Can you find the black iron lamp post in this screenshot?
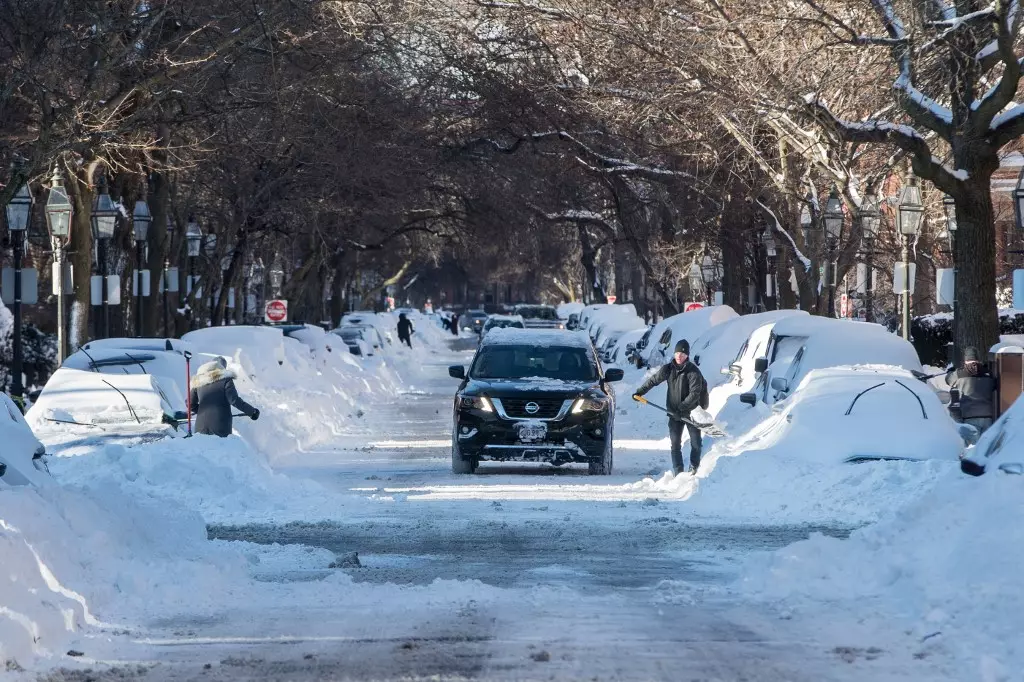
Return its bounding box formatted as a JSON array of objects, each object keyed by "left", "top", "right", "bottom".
[
  {"left": 162, "top": 215, "right": 176, "bottom": 335},
  {"left": 269, "top": 258, "right": 284, "bottom": 299},
  {"left": 132, "top": 190, "right": 152, "bottom": 337},
  {"left": 761, "top": 226, "right": 778, "bottom": 310},
  {"left": 45, "top": 169, "right": 73, "bottom": 363},
  {"left": 861, "top": 189, "right": 881, "bottom": 322},
  {"left": 823, "top": 187, "right": 844, "bottom": 318},
  {"left": 185, "top": 216, "right": 202, "bottom": 330},
  {"left": 5, "top": 173, "right": 31, "bottom": 399},
  {"left": 91, "top": 175, "right": 118, "bottom": 339},
  {"left": 943, "top": 193, "right": 958, "bottom": 363},
  {"left": 897, "top": 177, "right": 924, "bottom": 341}
]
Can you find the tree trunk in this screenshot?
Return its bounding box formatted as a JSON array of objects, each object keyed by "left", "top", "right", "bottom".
[
  {"left": 66, "top": 165, "right": 95, "bottom": 350},
  {"left": 954, "top": 180, "right": 1001, "bottom": 361}
]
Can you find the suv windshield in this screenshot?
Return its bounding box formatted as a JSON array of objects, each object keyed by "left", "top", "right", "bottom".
[
  {"left": 471, "top": 345, "right": 597, "bottom": 381},
  {"left": 515, "top": 306, "right": 558, "bottom": 320}
]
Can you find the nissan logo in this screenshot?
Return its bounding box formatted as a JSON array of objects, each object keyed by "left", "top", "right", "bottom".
[{"left": 525, "top": 402, "right": 540, "bottom": 414}]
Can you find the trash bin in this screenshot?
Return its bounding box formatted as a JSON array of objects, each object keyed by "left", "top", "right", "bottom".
[{"left": 991, "top": 344, "right": 1024, "bottom": 418}]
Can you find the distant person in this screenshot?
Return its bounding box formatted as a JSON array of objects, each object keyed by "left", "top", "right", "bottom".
[
  {"left": 450, "top": 313, "right": 460, "bottom": 336},
  {"left": 633, "top": 339, "right": 707, "bottom": 475},
  {"left": 397, "top": 312, "right": 415, "bottom": 348},
  {"left": 947, "top": 346, "right": 996, "bottom": 434},
  {"left": 191, "top": 358, "right": 260, "bottom": 437}
]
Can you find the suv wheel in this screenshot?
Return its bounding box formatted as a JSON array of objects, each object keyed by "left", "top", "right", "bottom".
[
  {"left": 451, "top": 434, "right": 477, "bottom": 474},
  {"left": 589, "top": 429, "right": 614, "bottom": 475}
]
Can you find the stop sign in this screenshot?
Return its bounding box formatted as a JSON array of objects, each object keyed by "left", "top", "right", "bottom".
[
  {"left": 684, "top": 301, "right": 704, "bottom": 312},
  {"left": 606, "top": 295, "right": 617, "bottom": 304},
  {"left": 265, "top": 299, "right": 288, "bottom": 323}
]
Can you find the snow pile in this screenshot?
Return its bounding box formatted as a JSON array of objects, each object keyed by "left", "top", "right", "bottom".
[
  {"left": 180, "top": 325, "right": 404, "bottom": 459},
  {"left": 738, "top": 471, "right": 1023, "bottom": 680},
  {"left": 48, "top": 436, "right": 334, "bottom": 524},
  {"left": 0, "top": 483, "right": 250, "bottom": 669}
]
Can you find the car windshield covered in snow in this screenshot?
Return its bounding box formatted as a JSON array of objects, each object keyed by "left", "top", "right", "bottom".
[
  {"left": 470, "top": 344, "right": 598, "bottom": 381},
  {"left": 514, "top": 305, "right": 558, "bottom": 321},
  {"left": 336, "top": 327, "right": 367, "bottom": 342}
]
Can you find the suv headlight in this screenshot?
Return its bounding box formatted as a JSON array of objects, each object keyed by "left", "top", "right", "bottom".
[
  {"left": 459, "top": 396, "right": 494, "bottom": 412},
  {"left": 572, "top": 397, "right": 608, "bottom": 414}
]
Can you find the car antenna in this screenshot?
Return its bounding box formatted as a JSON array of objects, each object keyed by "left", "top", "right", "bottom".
[{"left": 101, "top": 379, "right": 142, "bottom": 424}]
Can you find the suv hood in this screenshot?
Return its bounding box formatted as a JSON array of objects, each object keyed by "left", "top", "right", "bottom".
[{"left": 464, "top": 377, "right": 599, "bottom": 397}]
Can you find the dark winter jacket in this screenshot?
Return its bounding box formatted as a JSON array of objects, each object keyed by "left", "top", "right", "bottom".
[
  {"left": 636, "top": 360, "right": 704, "bottom": 419},
  {"left": 946, "top": 366, "right": 996, "bottom": 420},
  {"left": 190, "top": 361, "right": 259, "bottom": 437},
  {"left": 397, "top": 316, "right": 414, "bottom": 339}
]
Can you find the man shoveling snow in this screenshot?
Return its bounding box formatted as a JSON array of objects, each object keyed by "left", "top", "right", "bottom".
[{"left": 633, "top": 339, "right": 714, "bottom": 475}]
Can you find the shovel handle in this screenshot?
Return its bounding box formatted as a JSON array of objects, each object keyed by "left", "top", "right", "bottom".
[{"left": 633, "top": 394, "right": 648, "bottom": 404}]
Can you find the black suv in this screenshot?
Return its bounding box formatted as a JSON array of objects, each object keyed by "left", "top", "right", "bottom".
[{"left": 448, "top": 329, "right": 623, "bottom": 475}]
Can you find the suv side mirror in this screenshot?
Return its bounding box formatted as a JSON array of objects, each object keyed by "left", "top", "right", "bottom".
[
  {"left": 739, "top": 392, "right": 757, "bottom": 406},
  {"left": 604, "top": 368, "right": 624, "bottom": 382},
  {"left": 754, "top": 358, "right": 769, "bottom": 373},
  {"left": 770, "top": 377, "right": 789, "bottom": 392},
  {"left": 0, "top": 462, "right": 6, "bottom": 477},
  {"left": 449, "top": 365, "right": 466, "bottom": 379}
]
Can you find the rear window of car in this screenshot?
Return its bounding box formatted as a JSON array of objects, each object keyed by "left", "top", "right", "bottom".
[
  {"left": 515, "top": 306, "right": 558, "bottom": 320},
  {"left": 471, "top": 345, "right": 597, "bottom": 381}
]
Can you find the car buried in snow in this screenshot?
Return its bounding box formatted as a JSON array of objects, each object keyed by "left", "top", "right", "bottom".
[
  {"left": 448, "top": 328, "right": 623, "bottom": 475},
  {"left": 513, "top": 304, "right": 565, "bottom": 330},
  {"left": 0, "top": 393, "right": 50, "bottom": 487}
]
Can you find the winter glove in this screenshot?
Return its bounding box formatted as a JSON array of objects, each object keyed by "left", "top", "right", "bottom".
[{"left": 251, "top": 409, "right": 260, "bottom": 421}]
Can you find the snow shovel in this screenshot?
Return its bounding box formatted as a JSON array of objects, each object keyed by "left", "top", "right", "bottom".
[
  {"left": 184, "top": 351, "right": 194, "bottom": 437},
  {"left": 632, "top": 395, "right": 728, "bottom": 437}
]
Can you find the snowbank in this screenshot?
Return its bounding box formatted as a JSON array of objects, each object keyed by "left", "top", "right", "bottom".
[{"left": 738, "top": 471, "right": 1023, "bottom": 680}]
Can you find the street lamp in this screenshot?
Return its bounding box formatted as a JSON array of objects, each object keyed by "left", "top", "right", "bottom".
[
  {"left": 823, "top": 187, "right": 844, "bottom": 317},
  {"left": 700, "top": 254, "right": 721, "bottom": 304},
  {"left": 5, "top": 173, "right": 31, "bottom": 400},
  {"left": 162, "top": 215, "right": 176, "bottom": 334},
  {"left": 185, "top": 216, "right": 202, "bottom": 330},
  {"left": 250, "top": 258, "right": 265, "bottom": 323},
  {"left": 761, "top": 226, "right": 778, "bottom": 309},
  {"left": 132, "top": 189, "right": 152, "bottom": 338},
  {"left": 45, "top": 169, "right": 72, "bottom": 364},
  {"left": 91, "top": 174, "right": 118, "bottom": 339},
  {"left": 861, "top": 188, "right": 881, "bottom": 322},
  {"left": 1014, "top": 167, "right": 1024, "bottom": 231},
  {"left": 897, "top": 177, "right": 924, "bottom": 341},
  {"left": 943, "top": 193, "right": 958, "bottom": 364},
  {"left": 688, "top": 260, "right": 703, "bottom": 302}
]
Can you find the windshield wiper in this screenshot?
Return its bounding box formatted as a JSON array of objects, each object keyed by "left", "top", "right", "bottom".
[
  {"left": 845, "top": 382, "right": 885, "bottom": 416},
  {"left": 894, "top": 379, "right": 928, "bottom": 419}
]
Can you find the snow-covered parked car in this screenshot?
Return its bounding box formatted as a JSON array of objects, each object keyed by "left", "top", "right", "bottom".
[
  {"left": 27, "top": 368, "right": 184, "bottom": 431},
  {"left": 339, "top": 312, "right": 395, "bottom": 346},
  {"left": 0, "top": 393, "right": 50, "bottom": 487},
  {"left": 482, "top": 314, "right": 526, "bottom": 337},
  {"left": 61, "top": 345, "right": 194, "bottom": 410},
  {"left": 960, "top": 387, "right": 1024, "bottom": 476},
  {"left": 331, "top": 326, "right": 378, "bottom": 357},
  {"left": 644, "top": 305, "right": 740, "bottom": 367},
  {"left": 696, "top": 311, "right": 808, "bottom": 391},
  {"left": 733, "top": 366, "right": 963, "bottom": 465},
  {"left": 606, "top": 327, "right": 648, "bottom": 366},
  {"left": 739, "top": 316, "right": 923, "bottom": 407}
]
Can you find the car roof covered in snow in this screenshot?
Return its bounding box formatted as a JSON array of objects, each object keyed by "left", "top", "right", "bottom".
[
  {"left": 770, "top": 317, "right": 922, "bottom": 373},
  {"left": 770, "top": 315, "right": 888, "bottom": 339},
  {"left": 481, "top": 328, "right": 592, "bottom": 349}
]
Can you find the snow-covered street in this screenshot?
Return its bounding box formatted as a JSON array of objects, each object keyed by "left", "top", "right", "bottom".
[{"left": 8, "top": 336, "right": 980, "bottom": 682}]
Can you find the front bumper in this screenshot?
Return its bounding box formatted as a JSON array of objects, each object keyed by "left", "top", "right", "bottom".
[{"left": 454, "top": 408, "right": 610, "bottom": 462}]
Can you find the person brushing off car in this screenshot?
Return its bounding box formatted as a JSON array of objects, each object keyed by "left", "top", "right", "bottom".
[
  {"left": 633, "top": 339, "right": 706, "bottom": 475},
  {"left": 190, "top": 357, "right": 260, "bottom": 437}
]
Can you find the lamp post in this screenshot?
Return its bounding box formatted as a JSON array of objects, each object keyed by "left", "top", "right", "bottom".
[
  {"left": 5, "top": 173, "right": 31, "bottom": 399},
  {"left": 251, "top": 258, "right": 265, "bottom": 324},
  {"left": 132, "top": 189, "right": 152, "bottom": 338},
  {"left": 185, "top": 216, "right": 202, "bottom": 330},
  {"left": 700, "top": 254, "right": 720, "bottom": 304},
  {"left": 761, "top": 226, "right": 778, "bottom": 310},
  {"left": 823, "top": 187, "right": 844, "bottom": 318},
  {"left": 162, "top": 215, "right": 175, "bottom": 335},
  {"left": 45, "top": 169, "right": 73, "bottom": 364},
  {"left": 861, "top": 189, "right": 881, "bottom": 322},
  {"left": 91, "top": 175, "right": 117, "bottom": 339},
  {"left": 897, "top": 177, "right": 924, "bottom": 341},
  {"left": 943, "top": 193, "right": 958, "bottom": 363}
]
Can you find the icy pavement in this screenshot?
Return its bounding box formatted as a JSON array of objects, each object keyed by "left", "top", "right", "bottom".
[{"left": 16, "top": 338, "right": 966, "bottom": 681}]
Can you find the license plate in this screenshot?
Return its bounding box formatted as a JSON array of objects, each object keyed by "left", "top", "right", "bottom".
[{"left": 517, "top": 424, "right": 547, "bottom": 442}]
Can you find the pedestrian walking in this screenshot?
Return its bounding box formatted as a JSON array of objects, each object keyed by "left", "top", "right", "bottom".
[
  {"left": 947, "top": 346, "right": 996, "bottom": 434},
  {"left": 633, "top": 340, "right": 707, "bottom": 475},
  {"left": 397, "top": 312, "right": 415, "bottom": 348},
  {"left": 450, "top": 313, "right": 460, "bottom": 336},
  {"left": 190, "top": 358, "right": 260, "bottom": 437}
]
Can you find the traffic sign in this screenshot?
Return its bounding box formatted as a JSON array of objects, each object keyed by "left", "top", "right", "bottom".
[
  {"left": 684, "top": 302, "right": 704, "bottom": 312},
  {"left": 265, "top": 299, "right": 288, "bottom": 323}
]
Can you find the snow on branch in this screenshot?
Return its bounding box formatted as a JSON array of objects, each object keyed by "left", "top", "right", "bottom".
[
  {"left": 971, "top": 0, "right": 1024, "bottom": 130},
  {"left": 756, "top": 200, "right": 812, "bottom": 272}
]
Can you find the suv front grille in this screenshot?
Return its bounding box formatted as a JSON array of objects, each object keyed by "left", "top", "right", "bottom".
[{"left": 500, "top": 398, "right": 566, "bottom": 419}]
